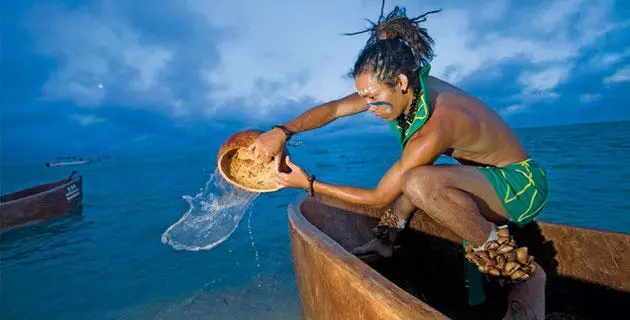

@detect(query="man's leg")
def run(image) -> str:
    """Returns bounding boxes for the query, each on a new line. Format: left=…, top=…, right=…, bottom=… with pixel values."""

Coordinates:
left=401, top=165, right=510, bottom=246
left=390, top=192, right=417, bottom=222
left=401, top=164, right=545, bottom=320
left=503, top=266, right=546, bottom=320
left=351, top=194, right=416, bottom=257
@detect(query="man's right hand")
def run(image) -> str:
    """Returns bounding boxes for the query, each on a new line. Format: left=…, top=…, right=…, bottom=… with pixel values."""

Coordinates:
left=248, top=127, right=289, bottom=164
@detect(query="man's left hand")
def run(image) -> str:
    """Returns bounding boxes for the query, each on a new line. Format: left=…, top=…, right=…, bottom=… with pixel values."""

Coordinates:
left=274, top=155, right=310, bottom=189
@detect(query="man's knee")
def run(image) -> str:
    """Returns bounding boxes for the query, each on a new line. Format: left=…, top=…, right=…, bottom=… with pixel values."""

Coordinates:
left=401, top=167, right=443, bottom=204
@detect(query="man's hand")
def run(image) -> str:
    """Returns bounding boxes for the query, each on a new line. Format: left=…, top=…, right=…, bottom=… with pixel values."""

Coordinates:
left=368, top=104, right=393, bottom=120
left=248, top=128, right=288, bottom=164
left=274, top=155, right=310, bottom=189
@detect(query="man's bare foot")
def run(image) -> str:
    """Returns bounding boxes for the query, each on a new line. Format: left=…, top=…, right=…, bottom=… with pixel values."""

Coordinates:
left=503, top=262, right=546, bottom=320
left=351, top=238, right=393, bottom=258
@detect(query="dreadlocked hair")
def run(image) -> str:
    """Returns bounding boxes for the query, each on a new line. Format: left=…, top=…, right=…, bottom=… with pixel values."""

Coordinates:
left=343, top=3, right=441, bottom=69
left=349, top=37, right=420, bottom=91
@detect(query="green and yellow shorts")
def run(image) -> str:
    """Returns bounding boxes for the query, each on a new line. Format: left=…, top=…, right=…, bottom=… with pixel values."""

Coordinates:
left=477, top=158, right=549, bottom=227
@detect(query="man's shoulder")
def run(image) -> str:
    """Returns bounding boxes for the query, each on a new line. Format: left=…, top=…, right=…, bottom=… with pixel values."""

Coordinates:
left=398, top=127, right=451, bottom=166
left=404, top=120, right=451, bottom=151
left=430, top=85, right=492, bottom=123
left=427, top=76, right=474, bottom=105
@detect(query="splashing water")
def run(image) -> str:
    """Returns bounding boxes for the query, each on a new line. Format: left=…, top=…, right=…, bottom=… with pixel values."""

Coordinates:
left=247, top=207, right=260, bottom=267
left=161, top=169, right=260, bottom=251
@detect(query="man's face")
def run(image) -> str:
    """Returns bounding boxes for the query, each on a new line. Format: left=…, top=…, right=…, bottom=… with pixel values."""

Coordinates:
left=355, top=72, right=406, bottom=121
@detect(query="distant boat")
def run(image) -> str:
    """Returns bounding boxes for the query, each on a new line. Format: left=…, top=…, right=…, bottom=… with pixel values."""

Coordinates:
left=45, top=158, right=91, bottom=167
left=1, top=171, right=83, bottom=230
left=288, top=193, right=630, bottom=319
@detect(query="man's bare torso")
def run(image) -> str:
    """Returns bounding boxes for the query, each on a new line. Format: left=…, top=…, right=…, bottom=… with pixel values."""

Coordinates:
left=410, top=76, right=529, bottom=168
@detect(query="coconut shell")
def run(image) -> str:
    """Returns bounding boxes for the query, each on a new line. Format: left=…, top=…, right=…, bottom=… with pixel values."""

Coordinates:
left=505, top=252, right=517, bottom=262
left=463, top=226, right=539, bottom=284
left=510, top=269, right=529, bottom=281
left=504, top=261, right=520, bottom=275
left=488, top=268, right=501, bottom=277
left=497, top=226, right=510, bottom=238
left=217, top=129, right=291, bottom=193
left=527, top=262, right=537, bottom=274
left=484, top=241, right=500, bottom=251
left=477, top=251, right=492, bottom=265
left=516, top=247, right=529, bottom=264
left=497, top=244, right=514, bottom=254
left=496, top=255, right=506, bottom=269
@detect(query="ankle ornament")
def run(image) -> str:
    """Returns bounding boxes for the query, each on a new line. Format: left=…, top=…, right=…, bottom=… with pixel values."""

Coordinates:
left=464, top=225, right=537, bottom=284
left=373, top=208, right=406, bottom=244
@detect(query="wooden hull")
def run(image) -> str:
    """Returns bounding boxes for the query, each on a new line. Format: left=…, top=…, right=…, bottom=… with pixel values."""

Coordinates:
left=1, top=173, right=83, bottom=230
left=288, top=193, right=630, bottom=320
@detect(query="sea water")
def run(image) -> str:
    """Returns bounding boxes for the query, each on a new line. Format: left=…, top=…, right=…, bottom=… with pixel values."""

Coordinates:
left=160, top=168, right=260, bottom=252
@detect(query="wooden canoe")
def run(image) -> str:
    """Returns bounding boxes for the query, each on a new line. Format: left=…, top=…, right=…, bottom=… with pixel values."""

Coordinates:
left=1, top=171, right=83, bottom=230
left=288, top=193, right=630, bottom=320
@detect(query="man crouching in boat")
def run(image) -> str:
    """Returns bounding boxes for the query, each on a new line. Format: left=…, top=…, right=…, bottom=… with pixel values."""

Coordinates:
left=249, top=6, right=548, bottom=319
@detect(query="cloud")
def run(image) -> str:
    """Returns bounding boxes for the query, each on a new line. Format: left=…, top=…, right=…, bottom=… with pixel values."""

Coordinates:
left=518, top=66, right=571, bottom=94
left=186, top=0, right=625, bottom=118
left=500, top=104, right=528, bottom=117
left=4, top=0, right=630, bottom=164
left=32, top=4, right=175, bottom=108
left=579, top=93, right=602, bottom=103
left=479, top=0, right=508, bottom=22
left=534, top=0, right=582, bottom=32
left=26, top=1, right=213, bottom=117
left=71, top=114, right=106, bottom=126
left=20, top=0, right=630, bottom=123
left=603, top=65, right=630, bottom=84
left=190, top=0, right=376, bottom=116
left=589, top=48, right=630, bottom=69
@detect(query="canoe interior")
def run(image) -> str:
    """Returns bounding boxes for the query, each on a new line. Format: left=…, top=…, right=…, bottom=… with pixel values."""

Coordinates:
left=298, top=195, right=630, bottom=320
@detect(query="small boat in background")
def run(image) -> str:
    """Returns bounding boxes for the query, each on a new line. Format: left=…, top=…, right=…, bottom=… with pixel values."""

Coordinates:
left=45, top=157, right=91, bottom=167
left=288, top=193, right=630, bottom=319
left=1, top=171, right=83, bottom=230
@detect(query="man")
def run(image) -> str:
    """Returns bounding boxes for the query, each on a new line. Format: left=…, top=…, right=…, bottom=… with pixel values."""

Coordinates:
left=249, top=6, right=548, bottom=319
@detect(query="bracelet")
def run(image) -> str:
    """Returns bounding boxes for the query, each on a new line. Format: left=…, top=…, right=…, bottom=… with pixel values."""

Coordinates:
left=272, top=125, right=294, bottom=140
left=305, top=175, right=316, bottom=197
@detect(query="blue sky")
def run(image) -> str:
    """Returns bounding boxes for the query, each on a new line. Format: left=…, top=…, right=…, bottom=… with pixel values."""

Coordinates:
left=2, top=0, right=630, bottom=164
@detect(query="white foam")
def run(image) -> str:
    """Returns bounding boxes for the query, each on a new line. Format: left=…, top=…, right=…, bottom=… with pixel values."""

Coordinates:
left=161, top=168, right=259, bottom=251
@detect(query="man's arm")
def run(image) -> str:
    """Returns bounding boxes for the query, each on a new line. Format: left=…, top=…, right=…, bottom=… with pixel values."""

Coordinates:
left=311, top=131, right=449, bottom=208
left=281, top=93, right=368, bottom=134
left=250, top=92, right=368, bottom=163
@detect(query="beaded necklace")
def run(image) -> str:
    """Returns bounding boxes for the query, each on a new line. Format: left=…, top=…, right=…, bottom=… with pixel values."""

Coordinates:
left=396, top=88, right=421, bottom=138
